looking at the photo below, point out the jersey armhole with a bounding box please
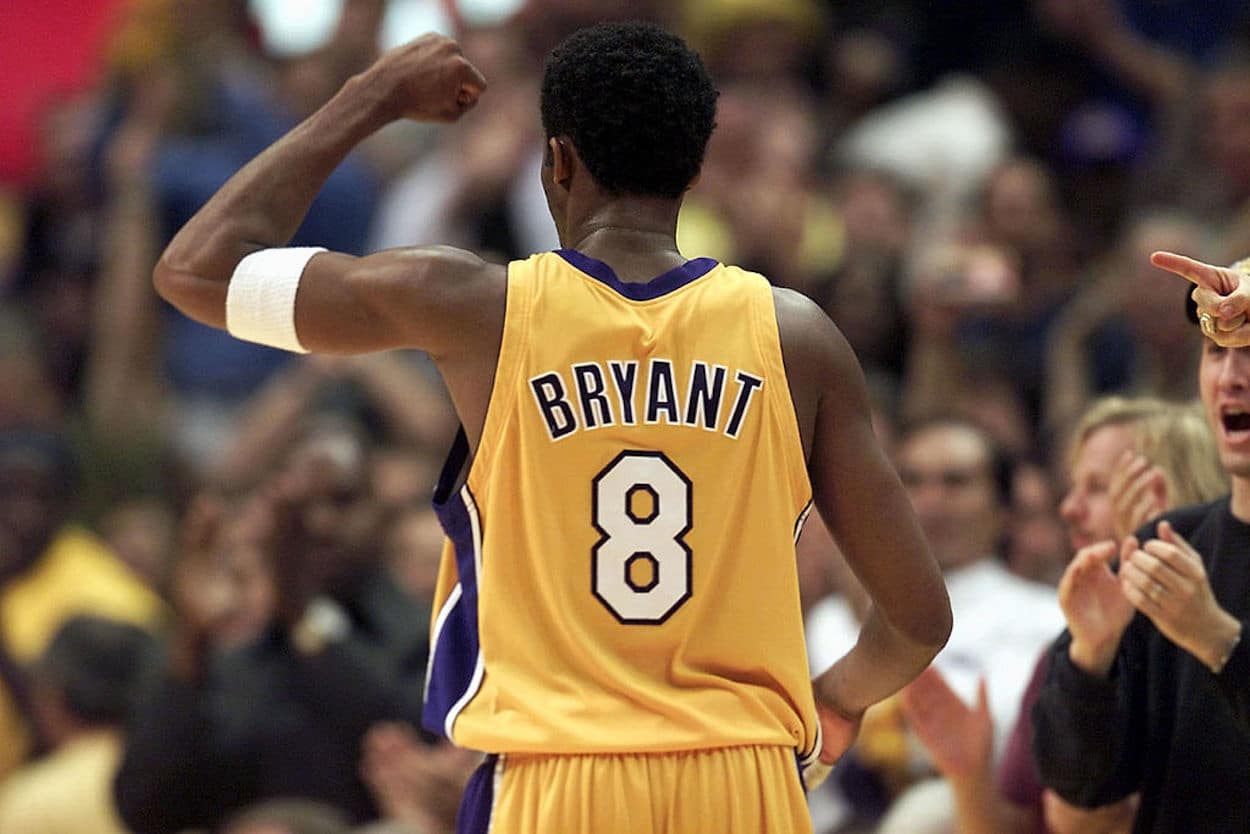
[465,259,533,491]
[753,280,812,506]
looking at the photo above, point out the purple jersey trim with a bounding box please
[455,754,499,834]
[555,248,718,301]
[422,429,484,739]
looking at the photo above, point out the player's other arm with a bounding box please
[153,35,496,356]
[779,290,952,716]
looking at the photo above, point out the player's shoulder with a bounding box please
[355,245,507,315]
[370,244,506,283]
[336,245,507,356]
[770,285,829,331]
[769,285,854,380]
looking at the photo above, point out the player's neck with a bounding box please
[564,201,684,283]
[572,224,678,253]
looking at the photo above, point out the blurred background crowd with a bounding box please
[1,0,1249,832]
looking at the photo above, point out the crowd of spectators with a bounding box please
[3,0,1250,832]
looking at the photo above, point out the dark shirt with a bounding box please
[997,649,1048,809]
[1032,498,1250,833]
[115,569,430,833]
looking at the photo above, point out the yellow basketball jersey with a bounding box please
[423,250,819,764]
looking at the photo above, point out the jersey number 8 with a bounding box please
[591,451,693,624]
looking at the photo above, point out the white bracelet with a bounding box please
[225,247,326,353]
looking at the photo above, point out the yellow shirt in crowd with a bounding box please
[0,526,163,778]
[0,730,130,834]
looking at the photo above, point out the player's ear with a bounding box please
[550,136,574,189]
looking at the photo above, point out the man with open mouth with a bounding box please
[1031,250,1250,833]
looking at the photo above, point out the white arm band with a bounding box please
[225,247,327,353]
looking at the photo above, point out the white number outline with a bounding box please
[590,450,693,624]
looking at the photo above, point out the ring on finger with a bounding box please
[1200,312,1216,336]
[1149,581,1164,601]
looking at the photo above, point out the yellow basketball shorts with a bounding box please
[455,744,813,834]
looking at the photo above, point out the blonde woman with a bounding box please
[895,396,1225,834]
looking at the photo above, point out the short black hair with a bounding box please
[36,615,154,724]
[540,21,718,198]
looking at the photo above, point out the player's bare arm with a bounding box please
[152,35,503,361]
[775,288,952,724]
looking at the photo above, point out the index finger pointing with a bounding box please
[1150,251,1235,294]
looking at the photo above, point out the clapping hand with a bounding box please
[1109,450,1168,540]
[1058,539,1136,676]
[900,666,993,782]
[1119,521,1241,671]
[362,722,478,834]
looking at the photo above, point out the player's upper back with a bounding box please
[424,249,818,756]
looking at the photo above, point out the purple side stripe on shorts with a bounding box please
[456,754,499,834]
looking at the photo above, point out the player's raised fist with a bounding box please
[366,33,487,123]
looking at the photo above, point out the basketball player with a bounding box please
[152,23,952,833]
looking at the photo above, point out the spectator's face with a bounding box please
[383,509,446,601]
[984,159,1057,252]
[216,520,276,650]
[0,353,62,429]
[1007,462,1066,583]
[0,455,62,576]
[99,499,175,589]
[283,433,381,588]
[838,173,909,255]
[896,425,1004,570]
[1199,340,1250,479]
[296,454,379,586]
[1059,423,1136,552]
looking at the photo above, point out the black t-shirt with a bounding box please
[1033,498,1250,834]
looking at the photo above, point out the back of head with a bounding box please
[540,21,718,198]
[0,428,79,577]
[36,614,154,725]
